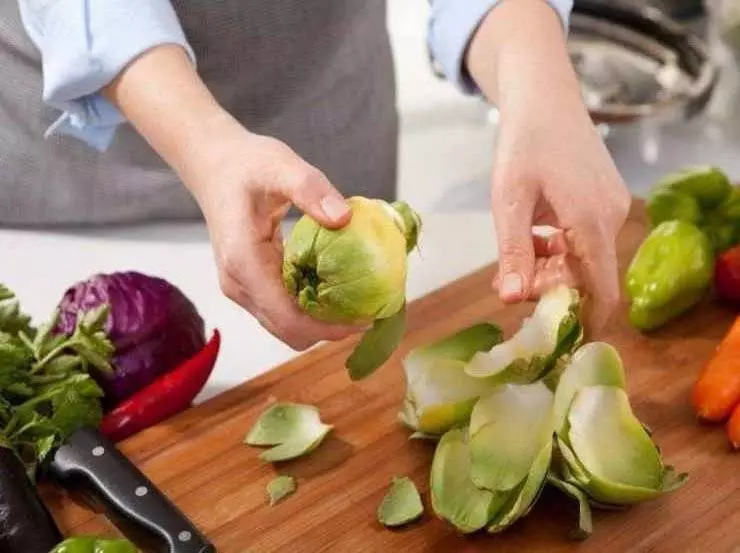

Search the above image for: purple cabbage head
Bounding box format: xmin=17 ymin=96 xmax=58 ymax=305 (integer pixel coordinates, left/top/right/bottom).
xmin=56 ymin=271 xmax=206 ymax=407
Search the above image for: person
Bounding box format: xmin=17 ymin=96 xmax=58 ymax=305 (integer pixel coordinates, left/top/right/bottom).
xmin=3 ymin=0 xmax=630 ymax=350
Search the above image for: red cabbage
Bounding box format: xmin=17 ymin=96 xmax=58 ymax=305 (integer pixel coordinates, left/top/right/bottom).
xmin=55 ymin=272 xmax=206 ymax=407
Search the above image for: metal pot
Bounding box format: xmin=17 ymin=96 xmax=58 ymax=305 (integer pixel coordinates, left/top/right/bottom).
xmin=570 ymin=0 xmax=718 ymax=125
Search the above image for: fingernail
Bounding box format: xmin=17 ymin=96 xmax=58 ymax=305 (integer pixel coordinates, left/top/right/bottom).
xmin=321 ymin=196 xmax=350 ymax=222
xmin=501 ymin=272 xmax=523 ymax=298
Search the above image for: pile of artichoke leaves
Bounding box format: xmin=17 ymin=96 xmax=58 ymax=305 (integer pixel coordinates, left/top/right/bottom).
xmin=400 ymin=285 xmax=687 ymax=539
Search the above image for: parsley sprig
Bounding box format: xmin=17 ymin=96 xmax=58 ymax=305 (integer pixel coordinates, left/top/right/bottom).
xmin=0 ymin=286 xmax=114 ymax=480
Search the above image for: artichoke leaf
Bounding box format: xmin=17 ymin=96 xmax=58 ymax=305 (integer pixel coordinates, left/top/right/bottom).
xmin=377 ymin=476 xmax=424 ymax=527
xmin=346 ymin=303 xmax=407 ymax=381
xmin=486 ymin=440 xmax=553 ymax=533
xmin=547 ymin=474 xmax=593 ymax=540
xmin=469 ymin=381 xmax=554 ymax=492
xmin=552 ymin=342 xmax=626 ymax=433
xmin=267 ymin=475 xmax=296 ymax=506
xmin=430 ymin=427 xmax=509 ymax=534
xmin=245 ymin=403 xmax=332 ymax=462
xmin=465 ymin=286 xmax=581 ymax=383
xmin=401 ymin=323 xmax=502 ymax=434
xmin=564 ymin=386 xmax=688 ymax=505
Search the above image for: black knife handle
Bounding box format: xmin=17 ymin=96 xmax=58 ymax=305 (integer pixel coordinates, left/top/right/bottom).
xmin=49 ymin=427 xmax=215 ymax=553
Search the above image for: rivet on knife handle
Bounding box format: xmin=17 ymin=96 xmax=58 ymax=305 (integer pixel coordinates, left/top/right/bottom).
xmin=48 ymin=427 xmax=215 ymax=553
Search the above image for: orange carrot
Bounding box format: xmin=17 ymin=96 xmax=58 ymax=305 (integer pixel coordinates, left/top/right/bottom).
xmin=728 ymin=403 xmax=740 ymax=450
xmin=692 ymin=317 xmax=740 ymax=422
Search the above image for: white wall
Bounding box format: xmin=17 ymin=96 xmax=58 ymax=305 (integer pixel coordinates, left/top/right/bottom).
xmin=386 ymin=0 xmax=495 ymax=213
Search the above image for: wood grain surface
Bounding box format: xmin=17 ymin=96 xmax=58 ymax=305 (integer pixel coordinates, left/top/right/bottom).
xmin=42 ymin=202 xmax=740 ymax=553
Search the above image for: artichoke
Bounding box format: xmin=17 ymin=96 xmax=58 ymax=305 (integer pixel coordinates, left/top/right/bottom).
xmin=283 ymin=196 xmax=421 ymax=379
xmin=283 ymin=196 xmax=419 ymax=324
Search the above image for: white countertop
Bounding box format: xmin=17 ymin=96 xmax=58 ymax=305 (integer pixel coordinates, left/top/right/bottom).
xmin=0 ymin=212 xmax=498 ymax=403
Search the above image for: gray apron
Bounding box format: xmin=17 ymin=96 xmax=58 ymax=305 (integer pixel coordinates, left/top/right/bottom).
xmin=0 ymin=0 xmax=398 ymax=226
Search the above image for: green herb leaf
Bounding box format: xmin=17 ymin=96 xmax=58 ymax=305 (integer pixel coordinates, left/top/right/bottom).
xmin=0 ymin=285 xmax=33 ymax=336
xmin=46 ymin=374 xmax=104 ymax=439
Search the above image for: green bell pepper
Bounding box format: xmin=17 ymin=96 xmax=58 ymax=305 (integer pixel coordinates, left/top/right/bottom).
xmin=704 ymin=214 xmax=739 ymax=255
xmin=647 ymin=188 xmax=702 ymax=228
xmin=650 ymin=165 xmax=731 ymax=213
xmin=626 ymin=220 xmax=714 ymax=331
xmin=50 ymin=536 xmax=137 ymax=553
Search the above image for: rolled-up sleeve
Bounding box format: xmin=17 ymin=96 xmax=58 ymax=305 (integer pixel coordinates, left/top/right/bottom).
xmin=18 ymin=0 xmax=196 ymax=151
xmin=427 ymin=0 xmax=574 ymax=95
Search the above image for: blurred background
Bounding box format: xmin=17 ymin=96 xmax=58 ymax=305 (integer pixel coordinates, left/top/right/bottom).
xmin=388 ymin=0 xmax=740 ymax=213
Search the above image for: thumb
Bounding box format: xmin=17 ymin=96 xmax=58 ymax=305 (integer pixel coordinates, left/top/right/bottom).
xmin=285 ymin=163 xmax=351 ymax=229
xmin=493 ymin=196 xmax=535 ymax=303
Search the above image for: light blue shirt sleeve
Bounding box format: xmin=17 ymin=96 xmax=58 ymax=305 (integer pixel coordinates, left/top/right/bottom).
xmin=18 ymin=0 xmax=196 ymax=152
xmin=427 ymin=0 xmax=574 ymax=95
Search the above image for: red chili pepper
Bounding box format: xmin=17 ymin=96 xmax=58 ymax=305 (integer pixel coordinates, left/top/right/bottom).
xmin=99 ymin=329 xmax=221 ymax=442
xmin=715 ymin=245 xmax=740 ymax=305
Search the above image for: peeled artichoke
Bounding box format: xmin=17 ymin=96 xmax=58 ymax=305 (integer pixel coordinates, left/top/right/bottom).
xmin=283 ymin=196 xmax=420 ymax=324
xmin=283 ymin=196 xmax=421 ymax=379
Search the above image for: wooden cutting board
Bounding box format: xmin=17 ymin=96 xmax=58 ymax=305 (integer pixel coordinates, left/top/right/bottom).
xmin=42 ymin=202 xmax=740 ymax=553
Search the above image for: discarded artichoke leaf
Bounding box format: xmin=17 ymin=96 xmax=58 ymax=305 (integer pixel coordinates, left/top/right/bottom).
xmin=569 ymin=386 xmax=662 ymax=489
xmin=409 ymin=431 xmax=439 ymax=442
xmin=430 ymin=428 xmax=509 ymax=534
xmin=267 ymin=475 xmax=296 ymax=506
xmin=469 ymin=381 xmax=554 ymax=492
xmin=547 ymin=474 xmax=593 ymax=540
xmin=346 ymin=304 xmax=406 ymax=381
xmin=401 ymin=323 xmax=503 ymax=434
xmin=486 ymin=440 xmax=553 ymax=533
xmin=245 ymin=403 xmax=332 ymax=462
xmin=565 ymin=386 xmax=688 ymax=505
xmin=377 ymin=476 xmax=424 ymax=527
xmin=555 ymin=435 xmax=592 ymax=485
xmin=552 ymin=342 xmax=626 ymax=433
xmin=465 ymin=286 xmax=581 ymax=383
xmin=398 ymin=398 xmax=419 ymax=430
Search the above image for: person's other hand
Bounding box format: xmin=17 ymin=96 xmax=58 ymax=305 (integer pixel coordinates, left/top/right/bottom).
xmin=187 ymin=120 xmax=363 ymax=350
xmin=491 ymin=103 xmax=631 ymax=333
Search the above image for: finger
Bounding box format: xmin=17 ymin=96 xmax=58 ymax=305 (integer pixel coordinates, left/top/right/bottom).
xmin=564 ymin=228 xmax=620 ymax=336
xmin=530 ymin=254 xmax=581 ymax=298
xmin=492 ymin=185 xmax=537 ymax=303
xmin=533 ymin=231 xmax=568 ymax=257
xmin=282 ymin=164 xmax=351 ymax=229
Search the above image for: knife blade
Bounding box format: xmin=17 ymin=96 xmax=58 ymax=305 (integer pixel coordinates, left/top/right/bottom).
xmin=47 ymin=426 xmax=215 ymax=553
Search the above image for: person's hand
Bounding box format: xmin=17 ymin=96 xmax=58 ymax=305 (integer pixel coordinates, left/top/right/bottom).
xmin=490 ymin=101 xmax=631 ymax=333
xmin=102 ymin=45 xmax=361 ymax=350
xmin=463 ymin=0 xmax=632 ymax=333
xmin=186 ymin=119 xmax=364 ymax=350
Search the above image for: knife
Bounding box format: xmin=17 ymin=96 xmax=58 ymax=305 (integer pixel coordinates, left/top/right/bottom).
xmin=46 ymin=426 xmax=215 ymax=553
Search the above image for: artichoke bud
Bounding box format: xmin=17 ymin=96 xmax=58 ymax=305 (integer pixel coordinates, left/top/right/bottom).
xmin=283 ymin=196 xmax=418 ymax=324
